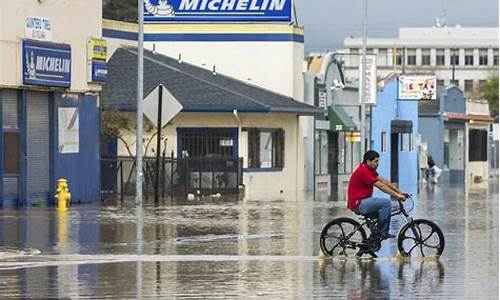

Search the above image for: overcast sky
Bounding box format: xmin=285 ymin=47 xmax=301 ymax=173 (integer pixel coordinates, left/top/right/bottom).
xmin=294 ymin=0 xmax=499 ymax=53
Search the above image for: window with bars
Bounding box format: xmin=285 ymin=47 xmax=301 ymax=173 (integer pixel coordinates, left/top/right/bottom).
xmin=494 ymin=49 xmax=499 ymax=65
xmin=421 ymin=49 xmax=431 ymax=65
xmin=465 ymin=49 xmax=474 ymax=65
xmin=178 ymin=129 xmax=236 ymax=159
xmin=248 ymin=128 xmax=284 ymax=169
xmin=395 ymin=48 xmax=402 ymax=65
xmin=436 ymin=49 xmax=445 ymax=65
xmin=407 ymin=49 xmax=416 ymax=65
xmin=381 ymin=131 xmax=387 ymax=152
xmin=450 ymin=51 xmax=459 ymax=66
xmin=479 ymin=49 xmax=488 ymax=65
xmin=469 ymin=129 xmax=487 ymax=161
xmin=437 ymin=79 xmax=445 ymax=88
xmin=464 ymin=80 xmax=474 ymax=93
xmin=377 ymin=48 xmax=388 ymax=66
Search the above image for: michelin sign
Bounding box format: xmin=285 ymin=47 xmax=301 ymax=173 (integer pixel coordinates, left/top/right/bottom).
xmin=143 ymin=0 xmax=291 ymax=22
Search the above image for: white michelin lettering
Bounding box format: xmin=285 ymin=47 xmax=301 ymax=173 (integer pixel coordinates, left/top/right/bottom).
xmin=248 ymin=0 xmax=259 ymax=10
xmin=269 ymin=0 xmax=285 ymax=10
xmin=179 ymin=0 xmax=198 ymax=10
xmin=261 ymin=0 xmax=269 ymax=10
xmin=199 ymin=0 xmax=210 ymax=10
xmin=236 ymin=0 xmax=249 ymax=10
xmin=220 ymin=0 xmax=236 ymax=10
xmin=208 ymin=0 xmax=221 ymax=10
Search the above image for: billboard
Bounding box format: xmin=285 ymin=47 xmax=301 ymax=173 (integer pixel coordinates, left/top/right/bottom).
xmin=143 ymin=0 xmax=292 ymax=22
xmin=358 ymin=55 xmax=377 ymax=105
xmin=398 ymin=75 xmax=437 ymax=100
xmin=22 ymin=40 xmax=71 ymax=88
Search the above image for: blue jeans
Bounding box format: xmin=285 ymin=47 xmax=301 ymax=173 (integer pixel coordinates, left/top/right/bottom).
xmin=355 ymin=197 xmax=392 ymax=234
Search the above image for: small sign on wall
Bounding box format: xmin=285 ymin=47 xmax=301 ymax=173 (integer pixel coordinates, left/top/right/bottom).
xmin=25 ymin=16 xmax=52 ymax=41
xmin=398 ymin=75 xmax=437 ymax=100
xmin=87 ymin=38 xmax=108 ymax=83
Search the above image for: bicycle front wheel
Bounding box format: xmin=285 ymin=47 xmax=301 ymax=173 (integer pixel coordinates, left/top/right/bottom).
xmin=320 ymin=217 xmax=367 ymax=257
xmin=397 ymin=219 xmax=445 ymax=257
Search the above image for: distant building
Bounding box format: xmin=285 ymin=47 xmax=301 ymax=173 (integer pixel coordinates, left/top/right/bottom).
xmin=341 ymin=26 xmax=499 ymax=96
xmin=102 ymin=48 xmax=322 ymax=199
xmin=371 ymin=75 xmax=419 ymax=196
xmin=418 ymin=86 xmax=493 ymax=186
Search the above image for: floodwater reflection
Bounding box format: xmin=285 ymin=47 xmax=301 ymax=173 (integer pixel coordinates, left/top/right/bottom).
xmin=0 ymin=182 xmax=497 ymax=298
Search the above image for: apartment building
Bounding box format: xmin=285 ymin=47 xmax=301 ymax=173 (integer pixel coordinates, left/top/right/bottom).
xmin=341 ymin=26 xmax=498 ymax=95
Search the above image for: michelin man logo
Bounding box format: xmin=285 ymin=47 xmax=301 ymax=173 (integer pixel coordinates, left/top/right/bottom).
xmin=25 ymin=51 xmax=37 ymax=79
xmin=144 ymin=0 xmax=175 ymax=17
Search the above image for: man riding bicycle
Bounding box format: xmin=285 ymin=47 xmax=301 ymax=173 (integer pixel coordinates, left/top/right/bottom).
xmin=347 ymin=150 xmax=408 ymax=241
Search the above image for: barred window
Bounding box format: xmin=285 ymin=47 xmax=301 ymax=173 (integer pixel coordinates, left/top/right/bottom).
xmin=436 ymin=49 xmax=445 ymax=65
xmin=178 ymin=128 xmax=236 ymax=159
xmin=469 ymin=129 xmax=487 ymax=161
xmin=248 ymin=128 xmax=284 ymax=169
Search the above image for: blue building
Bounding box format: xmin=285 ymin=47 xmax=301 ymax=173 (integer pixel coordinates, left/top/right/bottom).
xmin=371 ymin=76 xmax=419 ymax=196
xmin=418 ymin=86 xmax=467 ymax=184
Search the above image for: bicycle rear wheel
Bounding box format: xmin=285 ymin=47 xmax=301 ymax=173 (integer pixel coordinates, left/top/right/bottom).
xmin=320 ymin=217 xmax=367 ymax=257
xmin=397 ymin=219 xmax=445 ymax=257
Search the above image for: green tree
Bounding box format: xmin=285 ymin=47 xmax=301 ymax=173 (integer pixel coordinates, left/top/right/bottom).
xmin=103 ymin=0 xmax=137 ymax=22
xmin=481 ymin=76 xmax=499 ymax=117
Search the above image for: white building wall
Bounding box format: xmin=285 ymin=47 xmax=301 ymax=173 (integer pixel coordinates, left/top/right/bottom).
xmin=341 ymin=27 xmax=499 ymax=95
xmin=0 ymin=0 xmax=103 ymax=92
xmin=103 ymin=21 xmax=304 ymax=100
xmin=117 ymin=113 xmax=303 ymax=197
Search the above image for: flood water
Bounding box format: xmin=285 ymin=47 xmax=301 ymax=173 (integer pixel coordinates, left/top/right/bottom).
xmin=0 ymin=181 xmax=497 ymax=299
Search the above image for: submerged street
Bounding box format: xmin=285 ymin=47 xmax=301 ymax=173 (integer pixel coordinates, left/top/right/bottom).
xmin=0 ymin=182 xmax=497 ymax=299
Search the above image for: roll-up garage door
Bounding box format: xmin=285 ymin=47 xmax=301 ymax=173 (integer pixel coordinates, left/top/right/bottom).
xmin=26 ymin=91 xmax=50 ymax=203
xmin=3 ymin=90 xmax=19 ymax=206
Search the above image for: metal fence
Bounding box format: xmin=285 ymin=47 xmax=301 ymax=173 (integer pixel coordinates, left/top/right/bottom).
xmin=101 ymin=154 xmax=243 ymax=200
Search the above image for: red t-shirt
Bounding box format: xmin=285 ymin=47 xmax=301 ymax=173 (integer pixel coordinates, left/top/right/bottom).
xmin=347 ymin=163 xmax=379 ymax=211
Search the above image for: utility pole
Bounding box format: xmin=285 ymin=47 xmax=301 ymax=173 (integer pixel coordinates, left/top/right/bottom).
xmin=136 ymin=0 xmax=144 ymax=206
xmin=360 ymin=0 xmax=367 ymax=159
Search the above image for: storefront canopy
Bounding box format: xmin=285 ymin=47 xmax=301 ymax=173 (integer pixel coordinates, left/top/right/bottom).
xmin=328 ymin=106 xmax=357 ymax=131
xmin=391 ymin=120 xmax=413 ymax=133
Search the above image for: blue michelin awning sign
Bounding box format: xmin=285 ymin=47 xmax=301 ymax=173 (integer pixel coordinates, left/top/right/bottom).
xmin=22 ymin=39 xmax=71 ymax=88
xmin=143 ymin=0 xmax=291 ymax=22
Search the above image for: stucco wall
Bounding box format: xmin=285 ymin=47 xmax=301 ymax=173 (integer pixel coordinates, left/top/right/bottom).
xmin=103 ymin=20 xmax=304 ymax=101
xmin=116 ymin=112 xmax=303 ymax=198
xmin=0 ymin=0 xmax=103 ymax=92
xmin=372 ymin=78 xmax=418 ymax=196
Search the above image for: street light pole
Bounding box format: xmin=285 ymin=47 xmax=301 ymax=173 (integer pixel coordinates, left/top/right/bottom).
xmin=360 ymin=0 xmax=367 ymax=160
xmin=136 ymin=0 xmax=144 ymax=206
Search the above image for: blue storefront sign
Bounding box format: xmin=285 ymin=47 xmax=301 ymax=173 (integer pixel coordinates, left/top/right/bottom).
xmin=90 ymin=60 xmax=107 ymax=82
xmin=143 ymin=0 xmax=291 ymax=22
xmin=22 ymin=39 xmax=71 ymax=88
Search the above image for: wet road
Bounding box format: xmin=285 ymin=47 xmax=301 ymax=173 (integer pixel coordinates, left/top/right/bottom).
xmin=0 ymin=181 xmax=497 ymax=299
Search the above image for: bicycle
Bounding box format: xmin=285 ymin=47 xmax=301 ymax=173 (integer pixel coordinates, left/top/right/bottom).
xmin=319 ymin=195 xmax=445 ymax=258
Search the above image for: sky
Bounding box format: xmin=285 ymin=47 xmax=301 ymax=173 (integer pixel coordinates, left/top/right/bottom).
xmin=294 ymin=0 xmax=499 ymax=53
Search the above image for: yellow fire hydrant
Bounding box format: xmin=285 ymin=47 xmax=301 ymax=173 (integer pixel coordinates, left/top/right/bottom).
xmin=55 ymin=178 xmax=71 ymax=211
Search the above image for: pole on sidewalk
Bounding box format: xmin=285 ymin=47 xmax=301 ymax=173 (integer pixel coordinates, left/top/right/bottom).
xmin=136 ymin=2 xmax=144 ymax=299
xmin=154 ymin=85 xmax=163 ymax=204
xmin=136 ymin=0 xmax=144 ymax=206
